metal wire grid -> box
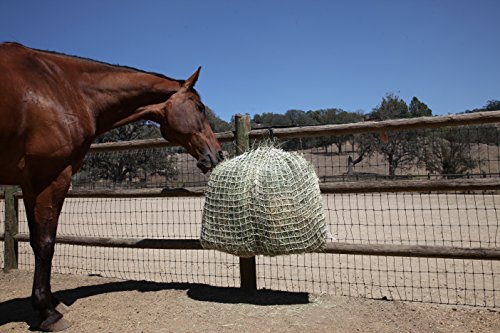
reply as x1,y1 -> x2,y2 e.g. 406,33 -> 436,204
71,125 -> 500,190
273,125 -> 500,182
15,195 -> 239,288
257,191 -> 500,307
13,191 -> 500,307
72,147 -> 210,189
0,198 -> 4,269
17,197 -> 205,240
325,192 -> 499,248
257,254 -> 499,307
18,243 -> 240,288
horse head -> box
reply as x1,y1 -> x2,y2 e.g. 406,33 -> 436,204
153,67 -> 224,173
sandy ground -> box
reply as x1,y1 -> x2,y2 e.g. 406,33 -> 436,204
1,270 -> 499,333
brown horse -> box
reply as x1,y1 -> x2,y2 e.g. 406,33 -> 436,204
0,42 -> 223,331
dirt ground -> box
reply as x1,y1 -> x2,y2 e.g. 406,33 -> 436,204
1,270 -> 499,333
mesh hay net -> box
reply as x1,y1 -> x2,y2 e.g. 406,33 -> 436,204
201,146 -> 330,257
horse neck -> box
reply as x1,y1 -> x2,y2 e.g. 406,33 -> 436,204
79,66 -> 182,135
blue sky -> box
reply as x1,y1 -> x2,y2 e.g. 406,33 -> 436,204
1,1 -> 498,121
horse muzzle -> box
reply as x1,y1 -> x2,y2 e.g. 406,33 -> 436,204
196,150 -> 224,173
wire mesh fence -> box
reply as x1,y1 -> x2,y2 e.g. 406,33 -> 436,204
72,147 -> 211,189
324,192 -> 499,248
0,197 -> 4,269
15,196 -> 239,288
13,191 -> 500,307
283,125 -> 499,181
72,125 -> 500,189
4,120 -> 500,307
258,254 -> 499,307
257,191 -> 499,307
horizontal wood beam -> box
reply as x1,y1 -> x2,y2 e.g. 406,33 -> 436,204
320,177 -> 500,194
8,178 -> 499,200
11,187 -> 206,199
249,110 -> 500,140
9,233 -> 500,260
89,131 -> 234,153
12,233 -> 204,250
65,187 -> 206,198
37,178 -> 500,199
87,111 -> 500,152
323,242 -> 500,260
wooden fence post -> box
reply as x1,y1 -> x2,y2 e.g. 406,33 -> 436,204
4,186 -> 19,272
235,114 -> 251,155
234,114 -> 257,291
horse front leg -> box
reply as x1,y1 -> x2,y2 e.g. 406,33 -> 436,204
23,166 -> 73,332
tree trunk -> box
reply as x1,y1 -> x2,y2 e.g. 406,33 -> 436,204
336,142 -> 342,154
388,155 -> 397,179
347,156 -> 354,176
347,153 -> 365,176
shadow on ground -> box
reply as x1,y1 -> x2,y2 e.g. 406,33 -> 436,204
0,279 -> 309,330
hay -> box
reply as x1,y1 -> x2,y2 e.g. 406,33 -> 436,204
201,146 -> 330,257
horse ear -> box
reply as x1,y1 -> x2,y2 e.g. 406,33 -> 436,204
184,66 -> 201,89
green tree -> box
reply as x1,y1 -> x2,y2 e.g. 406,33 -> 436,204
369,94 -> 421,178
332,110 -> 364,153
78,121 -> 177,186
282,110 -> 319,150
371,93 -> 410,120
409,97 -> 432,117
253,112 -> 291,127
206,107 -> 232,132
346,133 -> 377,175
252,110 -> 320,150
418,129 -> 478,178
465,99 -> 500,113
285,109 -> 318,126
309,109 -> 363,153
485,100 -> 500,111
461,100 -> 500,146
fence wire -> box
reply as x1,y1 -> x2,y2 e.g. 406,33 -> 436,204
271,125 -> 500,182
72,147 -> 211,189
0,197 -> 4,269
6,123 -> 500,307
16,196 -> 240,288
325,192 -> 499,248
258,254 -> 499,307
14,191 -> 500,307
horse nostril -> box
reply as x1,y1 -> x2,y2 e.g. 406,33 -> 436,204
218,150 -> 225,161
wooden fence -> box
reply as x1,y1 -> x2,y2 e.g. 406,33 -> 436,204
2,110 -> 500,293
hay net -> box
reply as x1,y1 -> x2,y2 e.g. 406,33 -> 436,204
201,146 -> 331,257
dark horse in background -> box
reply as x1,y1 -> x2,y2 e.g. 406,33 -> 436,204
0,42 -> 223,331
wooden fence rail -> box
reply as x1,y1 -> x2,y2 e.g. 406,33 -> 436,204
89,131 -> 235,152
87,110 -> 500,152
4,177 -> 497,199
2,233 -> 499,261
248,110 -> 500,140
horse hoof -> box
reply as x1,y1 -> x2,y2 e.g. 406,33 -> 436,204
55,302 -> 70,314
40,317 -> 72,332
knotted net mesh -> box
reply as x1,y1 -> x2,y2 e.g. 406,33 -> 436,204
201,146 -> 330,257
